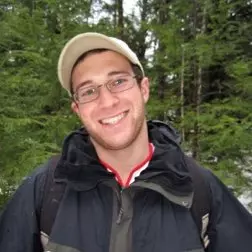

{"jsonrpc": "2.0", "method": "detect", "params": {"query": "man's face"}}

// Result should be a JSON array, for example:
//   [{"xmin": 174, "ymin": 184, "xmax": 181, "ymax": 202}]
[{"xmin": 71, "ymin": 50, "xmax": 150, "ymax": 150}]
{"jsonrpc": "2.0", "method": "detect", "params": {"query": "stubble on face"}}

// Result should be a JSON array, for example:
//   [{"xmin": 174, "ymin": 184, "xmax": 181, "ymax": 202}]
[
  {"xmin": 71, "ymin": 50, "xmax": 149, "ymax": 152},
  {"xmin": 89, "ymin": 94, "xmax": 147, "ymax": 151}
]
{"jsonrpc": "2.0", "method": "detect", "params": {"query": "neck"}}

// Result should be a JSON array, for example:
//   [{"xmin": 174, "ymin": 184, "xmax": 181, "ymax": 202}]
[{"xmin": 93, "ymin": 122, "xmax": 150, "ymax": 184}]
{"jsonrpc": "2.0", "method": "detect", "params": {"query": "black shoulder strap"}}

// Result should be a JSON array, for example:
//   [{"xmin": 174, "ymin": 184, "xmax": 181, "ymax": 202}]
[
  {"xmin": 40, "ymin": 155, "xmax": 66, "ymax": 235},
  {"xmin": 185, "ymin": 156, "xmax": 211, "ymax": 249}
]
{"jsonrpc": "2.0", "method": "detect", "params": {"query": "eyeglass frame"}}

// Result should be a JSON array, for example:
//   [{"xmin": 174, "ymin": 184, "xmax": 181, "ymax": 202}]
[{"xmin": 72, "ymin": 74, "xmax": 139, "ymax": 104}]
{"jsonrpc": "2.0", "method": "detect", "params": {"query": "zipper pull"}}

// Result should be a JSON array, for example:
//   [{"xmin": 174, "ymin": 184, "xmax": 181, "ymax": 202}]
[{"xmin": 116, "ymin": 207, "xmax": 124, "ymax": 224}]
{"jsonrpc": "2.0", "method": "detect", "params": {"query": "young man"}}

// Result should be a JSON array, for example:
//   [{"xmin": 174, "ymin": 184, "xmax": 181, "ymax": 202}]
[{"xmin": 0, "ymin": 32, "xmax": 252, "ymax": 252}]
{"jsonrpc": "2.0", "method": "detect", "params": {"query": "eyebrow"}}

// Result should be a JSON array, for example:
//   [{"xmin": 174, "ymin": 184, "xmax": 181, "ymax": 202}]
[
  {"xmin": 74, "ymin": 70, "xmax": 131, "ymax": 92},
  {"xmin": 75, "ymin": 80, "xmax": 93, "ymax": 92},
  {"xmin": 107, "ymin": 70, "xmax": 131, "ymax": 76}
]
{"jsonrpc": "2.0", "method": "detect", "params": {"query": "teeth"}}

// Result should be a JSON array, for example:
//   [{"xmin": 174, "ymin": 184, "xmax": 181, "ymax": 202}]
[{"xmin": 101, "ymin": 112, "xmax": 126, "ymax": 125}]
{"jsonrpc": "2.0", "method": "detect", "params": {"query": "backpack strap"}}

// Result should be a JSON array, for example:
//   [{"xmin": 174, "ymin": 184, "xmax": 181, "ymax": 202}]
[
  {"xmin": 40, "ymin": 155, "xmax": 66, "ymax": 236},
  {"xmin": 185, "ymin": 156, "xmax": 211, "ymax": 249}
]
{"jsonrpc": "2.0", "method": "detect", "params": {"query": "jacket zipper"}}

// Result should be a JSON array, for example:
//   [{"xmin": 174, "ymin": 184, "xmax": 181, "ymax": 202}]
[{"xmin": 115, "ymin": 188, "xmax": 124, "ymax": 224}]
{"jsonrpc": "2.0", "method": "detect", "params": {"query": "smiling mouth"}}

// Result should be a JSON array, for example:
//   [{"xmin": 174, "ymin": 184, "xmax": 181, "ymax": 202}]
[{"xmin": 99, "ymin": 111, "xmax": 128, "ymax": 125}]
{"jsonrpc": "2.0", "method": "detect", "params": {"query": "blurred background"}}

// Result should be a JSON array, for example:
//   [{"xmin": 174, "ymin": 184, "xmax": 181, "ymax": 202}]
[{"xmin": 0, "ymin": 0, "xmax": 251, "ymax": 210}]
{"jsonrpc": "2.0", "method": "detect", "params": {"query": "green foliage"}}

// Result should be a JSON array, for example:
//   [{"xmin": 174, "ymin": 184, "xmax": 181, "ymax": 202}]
[{"xmin": 0, "ymin": 0, "xmax": 252, "ymax": 209}]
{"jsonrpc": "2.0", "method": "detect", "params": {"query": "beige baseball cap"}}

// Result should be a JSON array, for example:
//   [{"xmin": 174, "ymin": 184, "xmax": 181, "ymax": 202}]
[{"xmin": 57, "ymin": 32, "xmax": 144, "ymax": 94}]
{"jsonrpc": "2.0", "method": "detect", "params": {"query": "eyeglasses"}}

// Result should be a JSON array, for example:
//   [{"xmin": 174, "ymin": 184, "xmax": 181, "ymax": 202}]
[{"xmin": 73, "ymin": 74, "xmax": 137, "ymax": 104}]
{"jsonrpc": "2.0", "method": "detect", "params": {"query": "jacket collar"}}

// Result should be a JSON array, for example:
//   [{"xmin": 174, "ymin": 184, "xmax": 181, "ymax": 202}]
[{"xmin": 54, "ymin": 120, "xmax": 193, "ymax": 195}]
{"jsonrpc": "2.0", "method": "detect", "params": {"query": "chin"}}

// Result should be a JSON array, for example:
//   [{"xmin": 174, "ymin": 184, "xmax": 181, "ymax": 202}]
[
  {"xmin": 92, "ymin": 132, "xmax": 136, "ymax": 151},
  {"xmin": 105, "ymin": 136, "xmax": 134, "ymax": 150}
]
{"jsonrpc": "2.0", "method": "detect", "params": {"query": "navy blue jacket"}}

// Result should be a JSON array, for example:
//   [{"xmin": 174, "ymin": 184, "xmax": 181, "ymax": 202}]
[{"xmin": 0, "ymin": 121, "xmax": 252, "ymax": 252}]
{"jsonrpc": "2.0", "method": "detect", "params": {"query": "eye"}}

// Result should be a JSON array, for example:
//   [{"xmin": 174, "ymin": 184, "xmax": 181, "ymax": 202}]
[
  {"xmin": 113, "ymin": 77, "xmax": 127, "ymax": 87},
  {"xmin": 79, "ymin": 87, "xmax": 96, "ymax": 97}
]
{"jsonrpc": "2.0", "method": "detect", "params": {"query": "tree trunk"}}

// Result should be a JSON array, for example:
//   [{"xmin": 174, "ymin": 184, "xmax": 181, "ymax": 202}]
[
  {"xmin": 192, "ymin": 0, "xmax": 207, "ymax": 160},
  {"xmin": 117, "ymin": 0, "xmax": 124, "ymax": 39},
  {"xmin": 157, "ymin": 0, "xmax": 169, "ymax": 102},
  {"xmin": 138, "ymin": 0, "xmax": 148, "ymax": 62},
  {"xmin": 180, "ymin": 45, "xmax": 185, "ymax": 142},
  {"xmin": 191, "ymin": 0, "xmax": 199, "ymax": 159}
]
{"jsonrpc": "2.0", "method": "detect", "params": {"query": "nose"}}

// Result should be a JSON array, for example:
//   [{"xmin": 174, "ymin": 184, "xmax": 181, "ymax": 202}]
[{"xmin": 97, "ymin": 86, "xmax": 120, "ymax": 108}]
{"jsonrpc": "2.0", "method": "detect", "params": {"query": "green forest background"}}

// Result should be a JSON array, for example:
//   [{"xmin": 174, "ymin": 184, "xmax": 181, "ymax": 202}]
[{"xmin": 0, "ymin": 0, "xmax": 251, "ymax": 210}]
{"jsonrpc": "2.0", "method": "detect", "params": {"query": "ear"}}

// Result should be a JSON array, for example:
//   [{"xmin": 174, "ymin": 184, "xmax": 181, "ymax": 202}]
[
  {"xmin": 71, "ymin": 101, "xmax": 80, "ymax": 116},
  {"xmin": 140, "ymin": 77, "xmax": 150, "ymax": 103}
]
